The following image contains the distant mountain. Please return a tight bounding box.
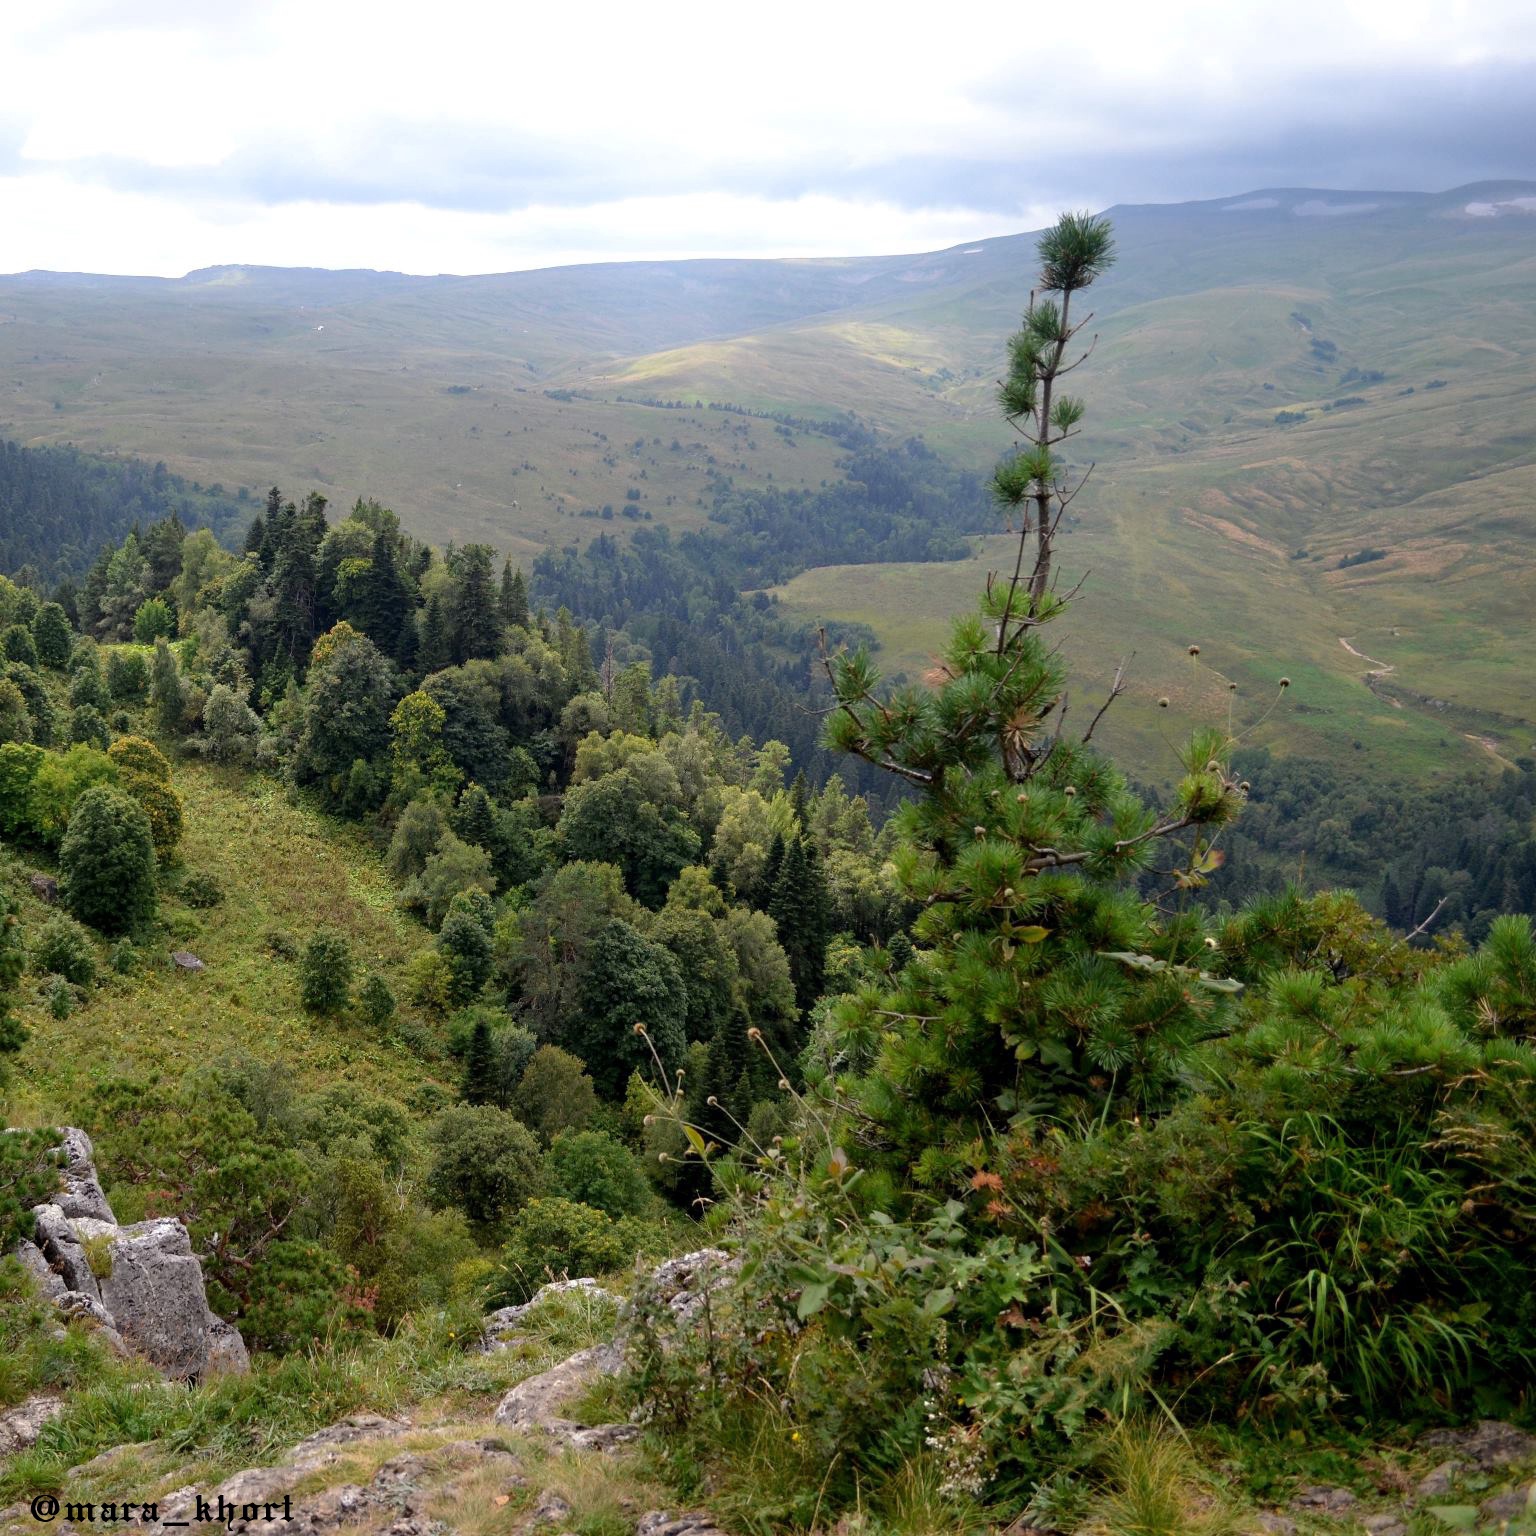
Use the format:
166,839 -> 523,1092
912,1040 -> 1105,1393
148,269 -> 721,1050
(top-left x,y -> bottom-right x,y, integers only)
1,182 -> 1533,772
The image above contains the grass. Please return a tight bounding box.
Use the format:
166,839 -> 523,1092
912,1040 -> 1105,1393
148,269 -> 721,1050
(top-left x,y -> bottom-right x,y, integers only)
7,191 -> 1533,783
7,752 -> 452,1131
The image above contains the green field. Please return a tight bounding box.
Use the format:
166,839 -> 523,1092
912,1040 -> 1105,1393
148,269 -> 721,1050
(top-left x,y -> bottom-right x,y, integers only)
4,182 -> 1535,776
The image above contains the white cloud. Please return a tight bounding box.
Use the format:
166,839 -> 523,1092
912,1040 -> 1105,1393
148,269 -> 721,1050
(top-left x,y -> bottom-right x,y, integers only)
0,0 -> 1531,274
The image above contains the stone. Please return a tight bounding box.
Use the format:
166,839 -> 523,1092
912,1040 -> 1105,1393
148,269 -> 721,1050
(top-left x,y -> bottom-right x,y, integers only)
205,1316 -> 252,1377
99,1217 -> 225,1380
1359,1519 -> 1406,1536
1290,1487 -> 1357,1514
640,1248 -> 738,1321
1480,1487 -> 1536,1526
284,1414 -> 413,1470
493,1343 -> 623,1431
528,1491 -> 572,1527
14,1238 -> 67,1302
482,1278 -> 616,1351
30,1202 -> 102,1300
169,950 -> 205,971
29,873 -> 57,903
1418,1422 -> 1536,1473
0,1395 -> 63,1456
1255,1516 -> 1296,1536
1416,1462 -> 1462,1499
636,1516 -> 734,1536
54,1126 -> 115,1223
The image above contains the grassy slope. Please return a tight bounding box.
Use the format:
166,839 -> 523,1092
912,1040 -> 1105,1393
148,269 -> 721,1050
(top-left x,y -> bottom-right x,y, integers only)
3,186 -> 1534,775
7,759 -> 450,1129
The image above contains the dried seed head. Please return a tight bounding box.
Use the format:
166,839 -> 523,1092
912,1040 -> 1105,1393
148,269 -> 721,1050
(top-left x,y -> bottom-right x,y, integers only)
706,1095 -> 719,1107
973,825 -> 987,837
1239,780 -> 1251,792
1158,697 -> 1170,708
1204,936 -> 1218,950
1279,677 -> 1291,688
778,1078 -> 790,1091
1228,681 -> 1238,691
1016,791 -> 1028,803
1063,785 -> 1076,797
1187,644 -> 1200,656
632,1022 -> 647,1035
747,1027 -> 763,1041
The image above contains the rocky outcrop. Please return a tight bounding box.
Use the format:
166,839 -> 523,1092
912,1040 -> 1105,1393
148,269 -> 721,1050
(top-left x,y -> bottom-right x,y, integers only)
482,1276 -> 617,1352
0,1397 -> 63,1457
12,1127 -> 248,1382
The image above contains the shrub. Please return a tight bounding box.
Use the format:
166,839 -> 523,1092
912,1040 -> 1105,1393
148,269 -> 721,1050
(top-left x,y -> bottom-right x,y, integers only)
32,603 -> 73,669
510,1045 -> 599,1144
492,1197 -> 648,1306
298,930 -> 353,1015
180,871 -> 224,908
4,664 -> 54,746
424,1104 -> 544,1230
132,598 -> 174,645
59,784 -> 156,933
109,938 -> 138,975
356,974 -> 396,1029
117,769 -> 183,860
108,736 -> 171,783
201,683 -> 260,764
27,744 -> 117,847
546,1130 -> 651,1218
69,663 -> 110,713
106,649 -> 150,702
69,705 -> 110,750
32,913 -> 97,987
47,976 -> 74,1018
0,1127 -> 57,1249
0,742 -> 44,837
404,948 -> 454,1013
1,625 -> 37,668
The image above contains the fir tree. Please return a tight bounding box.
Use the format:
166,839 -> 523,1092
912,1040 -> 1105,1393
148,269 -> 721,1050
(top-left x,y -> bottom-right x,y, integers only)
448,543 -> 501,663
460,1017 -> 497,1105
419,593 -> 451,674
499,561 -> 530,629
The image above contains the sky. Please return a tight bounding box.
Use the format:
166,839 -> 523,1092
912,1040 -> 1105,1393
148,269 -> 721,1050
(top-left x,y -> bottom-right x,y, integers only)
1,0 -> 1533,277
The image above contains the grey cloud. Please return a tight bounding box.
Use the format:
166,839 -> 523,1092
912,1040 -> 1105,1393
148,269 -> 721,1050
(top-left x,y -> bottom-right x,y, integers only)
9,57 -> 1535,221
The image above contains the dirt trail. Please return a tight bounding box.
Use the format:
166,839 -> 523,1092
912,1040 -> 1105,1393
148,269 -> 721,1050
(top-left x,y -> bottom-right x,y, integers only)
1339,635 -> 1403,707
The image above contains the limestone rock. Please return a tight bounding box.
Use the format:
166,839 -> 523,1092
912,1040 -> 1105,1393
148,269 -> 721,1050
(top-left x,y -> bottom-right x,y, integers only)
206,1316 -> 252,1377
100,1218 -> 227,1380
14,1238 -> 67,1302
482,1277 -> 616,1351
31,1203 -> 102,1301
1415,1462 -> 1462,1499
1290,1487 -> 1357,1514
29,873 -> 57,903
1480,1487 -> 1536,1526
0,1395 -> 63,1457
636,1515 -> 734,1536
54,1127 -> 115,1223
1418,1422 -> 1536,1472
170,950 -> 205,971
641,1248 -> 738,1321
493,1343 -> 623,1433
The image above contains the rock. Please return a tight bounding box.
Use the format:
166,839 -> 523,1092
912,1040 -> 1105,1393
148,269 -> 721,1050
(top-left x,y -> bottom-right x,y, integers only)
1255,1516 -> 1296,1536
1480,1487 -> 1536,1526
1419,1422 -> 1536,1472
205,1316 -> 252,1377
636,1516 -> 734,1536
1359,1518 -> 1407,1536
54,1126 -> 115,1223
1290,1487 -> 1357,1514
99,1217 -> 234,1381
0,1395 -> 63,1456
528,1490 -> 572,1527
14,1238 -> 67,1302
30,1202 -> 102,1300
482,1278 -> 616,1351
640,1248 -> 738,1322
29,873 -> 57,903
170,950 -> 205,971
1416,1462 -> 1462,1499
493,1343 -> 623,1432
284,1414 -> 413,1470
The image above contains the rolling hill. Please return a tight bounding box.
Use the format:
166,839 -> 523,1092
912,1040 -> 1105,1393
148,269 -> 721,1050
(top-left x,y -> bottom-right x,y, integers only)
3,181 -> 1534,777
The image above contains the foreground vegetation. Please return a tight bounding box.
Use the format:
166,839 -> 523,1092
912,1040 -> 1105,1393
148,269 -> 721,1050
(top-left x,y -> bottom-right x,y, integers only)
0,213 -> 1532,1536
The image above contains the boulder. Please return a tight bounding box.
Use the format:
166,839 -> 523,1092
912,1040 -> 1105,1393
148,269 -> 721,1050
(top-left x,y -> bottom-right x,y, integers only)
482,1277 -> 617,1352
1480,1487 -> 1535,1526
0,1395 -> 63,1457
493,1342 -> 624,1433
54,1126 -> 115,1223
170,950 -> 205,971
30,1202 -> 102,1300
29,873 -> 57,903
14,1239 -> 67,1303
100,1218 -> 227,1381
1418,1422 -> 1536,1472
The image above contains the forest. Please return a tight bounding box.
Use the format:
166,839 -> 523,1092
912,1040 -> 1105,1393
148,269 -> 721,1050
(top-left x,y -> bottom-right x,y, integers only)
0,213 -> 1532,1536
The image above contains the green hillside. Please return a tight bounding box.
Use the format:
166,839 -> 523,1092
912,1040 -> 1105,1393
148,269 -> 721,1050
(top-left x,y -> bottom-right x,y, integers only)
3,184 -> 1535,774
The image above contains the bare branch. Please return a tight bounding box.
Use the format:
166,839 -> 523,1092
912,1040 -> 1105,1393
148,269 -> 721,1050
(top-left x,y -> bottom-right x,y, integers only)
1082,653 -> 1134,744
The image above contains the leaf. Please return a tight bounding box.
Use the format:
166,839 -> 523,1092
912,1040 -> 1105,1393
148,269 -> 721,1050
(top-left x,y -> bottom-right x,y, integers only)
924,1286 -> 956,1315
1039,1038 -> 1075,1069
682,1125 -> 709,1158
1196,974 -> 1244,994
796,1282 -> 832,1319
1425,1508 -> 1479,1531
1015,925 -> 1050,944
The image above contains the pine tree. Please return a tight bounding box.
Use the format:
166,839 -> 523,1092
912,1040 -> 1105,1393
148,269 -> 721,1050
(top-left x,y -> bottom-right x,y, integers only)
823,211 -> 1246,1164
460,1017 -> 497,1105
759,832 -> 785,910
499,561 -> 530,629
419,593 -> 451,674
448,544 -> 501,663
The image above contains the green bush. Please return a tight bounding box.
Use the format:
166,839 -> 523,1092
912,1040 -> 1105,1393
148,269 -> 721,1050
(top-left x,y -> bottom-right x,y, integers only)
424,1104 -> 543,1230
356,974 -> 396,1030
59,784 -> 156,933
180,871 -> 224,909
546,1130 -> 651,1218
492,1196 -> 650,1305
32,913 -> 97,988
298,930 -> 353,1015
106,650 -> 150,702
69,664 -> 109,714
1,625 -> 37,668
31,604 -> 73,669
510,1045 -> 598,1144
0,679 -> 31,746
132,598 -> 174,645
69,705 -> 110,751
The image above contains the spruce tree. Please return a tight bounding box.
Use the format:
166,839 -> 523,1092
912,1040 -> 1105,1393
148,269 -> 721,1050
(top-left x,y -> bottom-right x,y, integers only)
448,544 -> 501,663
419,594 -> 450,674
460,1016 -> 497,1104
499,561 -> 530,629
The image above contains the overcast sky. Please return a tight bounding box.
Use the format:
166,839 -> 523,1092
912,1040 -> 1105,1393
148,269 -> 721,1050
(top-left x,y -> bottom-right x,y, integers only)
2,0 -> 1532,277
